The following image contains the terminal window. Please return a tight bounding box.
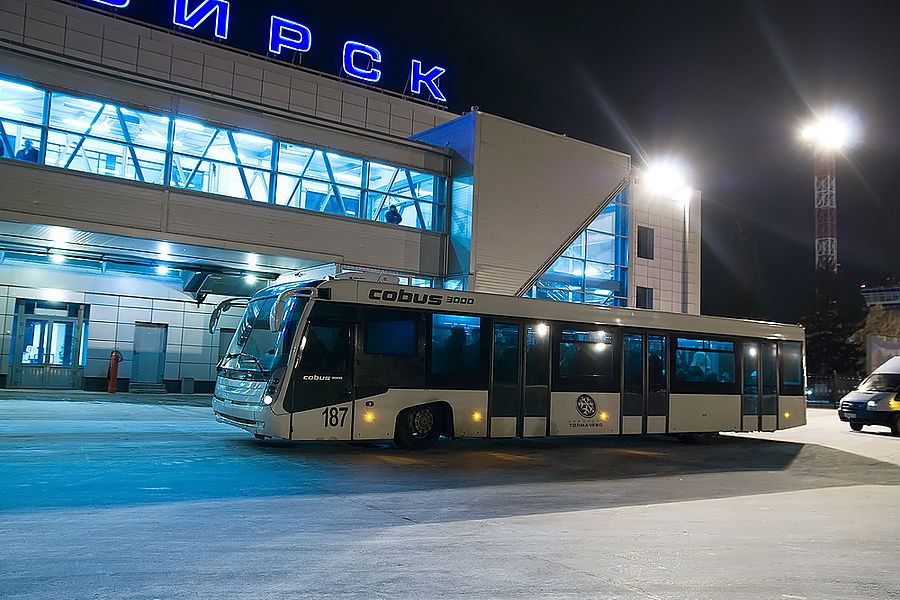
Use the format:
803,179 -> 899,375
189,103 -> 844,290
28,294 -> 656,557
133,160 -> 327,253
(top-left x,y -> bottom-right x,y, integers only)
526,190 -> 630,307
636,286 -> 653,309
637,226 -> 654,259
0,75 -> 447,233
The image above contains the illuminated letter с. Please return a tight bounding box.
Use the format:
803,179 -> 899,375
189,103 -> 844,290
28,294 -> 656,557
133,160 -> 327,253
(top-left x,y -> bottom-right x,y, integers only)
342,41 -> 382,83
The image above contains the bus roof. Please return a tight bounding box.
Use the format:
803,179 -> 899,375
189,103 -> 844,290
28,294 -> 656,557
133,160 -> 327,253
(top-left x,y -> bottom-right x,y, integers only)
261,279 -> 805,342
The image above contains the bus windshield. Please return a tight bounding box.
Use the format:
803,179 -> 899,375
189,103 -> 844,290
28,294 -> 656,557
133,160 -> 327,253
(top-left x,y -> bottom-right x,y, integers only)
219,296 -> 307,374
858,373 -> 900,393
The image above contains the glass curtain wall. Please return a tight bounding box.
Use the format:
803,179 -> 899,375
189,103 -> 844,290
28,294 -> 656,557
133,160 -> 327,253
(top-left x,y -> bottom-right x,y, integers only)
0,76 -> 446,232
525,189 -> 630,306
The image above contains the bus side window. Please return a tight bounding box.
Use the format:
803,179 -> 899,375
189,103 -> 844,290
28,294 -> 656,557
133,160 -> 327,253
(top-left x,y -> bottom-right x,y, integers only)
779,341 -> 804,395
297,323 -> 348,374
671,337 -> 738,394
365,313 -> 418,356
358,309 -> 425,388
554,328 -> 617,392
429,314 -> 484,388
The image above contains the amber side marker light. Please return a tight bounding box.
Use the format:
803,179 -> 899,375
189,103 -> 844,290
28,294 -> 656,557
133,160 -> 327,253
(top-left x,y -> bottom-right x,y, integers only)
363,412 -> 376,423
599,412 -> 609,421
783,412 -> 791,418
472,411 -> 483,422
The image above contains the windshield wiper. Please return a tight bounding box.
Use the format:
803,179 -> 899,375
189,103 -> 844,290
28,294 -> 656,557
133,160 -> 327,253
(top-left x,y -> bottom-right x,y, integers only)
218,352 -> 264,372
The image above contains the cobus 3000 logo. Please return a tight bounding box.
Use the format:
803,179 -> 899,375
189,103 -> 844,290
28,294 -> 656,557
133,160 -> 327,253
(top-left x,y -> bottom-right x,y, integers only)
368,289 -> 474,306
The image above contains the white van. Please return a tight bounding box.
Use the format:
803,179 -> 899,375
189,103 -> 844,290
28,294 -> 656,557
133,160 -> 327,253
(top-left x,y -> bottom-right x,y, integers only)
838,356 -> 900,434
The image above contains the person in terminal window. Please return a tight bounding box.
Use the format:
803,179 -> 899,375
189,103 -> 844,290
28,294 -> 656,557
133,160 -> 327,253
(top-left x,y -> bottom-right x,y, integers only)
385,205 -> 402,225
15,139 -> 38,162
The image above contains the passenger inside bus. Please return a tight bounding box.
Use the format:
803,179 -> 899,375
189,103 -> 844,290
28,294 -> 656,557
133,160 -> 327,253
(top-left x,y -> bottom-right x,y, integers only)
675,348 -> 736,384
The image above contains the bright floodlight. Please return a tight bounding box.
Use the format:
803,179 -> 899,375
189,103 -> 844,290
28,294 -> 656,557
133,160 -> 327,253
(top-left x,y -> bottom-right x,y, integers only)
800,110 -> 860,151
643,159 -> 692,201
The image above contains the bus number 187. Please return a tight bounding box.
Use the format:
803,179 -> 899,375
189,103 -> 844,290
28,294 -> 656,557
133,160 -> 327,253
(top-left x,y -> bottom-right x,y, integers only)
322,406 -> 349,428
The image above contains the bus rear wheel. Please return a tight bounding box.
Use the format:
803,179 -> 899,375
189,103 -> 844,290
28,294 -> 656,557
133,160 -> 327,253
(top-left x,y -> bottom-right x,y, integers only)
891,415 -> 900,436
394,404 -> 441,450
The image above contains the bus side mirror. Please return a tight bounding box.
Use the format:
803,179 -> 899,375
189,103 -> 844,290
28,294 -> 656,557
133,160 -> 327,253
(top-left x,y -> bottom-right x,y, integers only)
271,288 -> 314,332
208,297 -> 249,334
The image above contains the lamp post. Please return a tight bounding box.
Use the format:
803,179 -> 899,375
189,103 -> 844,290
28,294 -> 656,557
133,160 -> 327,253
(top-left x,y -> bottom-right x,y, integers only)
800,111 -> 859,273
643,160 -> 694,313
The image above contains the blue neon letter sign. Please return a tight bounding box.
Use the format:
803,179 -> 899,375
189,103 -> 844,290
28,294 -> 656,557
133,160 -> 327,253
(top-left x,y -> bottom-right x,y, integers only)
87,0 -> 130,7
172,0 -> 230,40
269,16 -> 312,55
410,60 -> 447,102
342,41 -> 382,83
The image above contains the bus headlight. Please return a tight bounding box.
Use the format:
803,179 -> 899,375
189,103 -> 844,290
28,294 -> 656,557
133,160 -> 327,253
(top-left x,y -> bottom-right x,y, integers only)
263,395 -> 274,405
867,400 -> 877,410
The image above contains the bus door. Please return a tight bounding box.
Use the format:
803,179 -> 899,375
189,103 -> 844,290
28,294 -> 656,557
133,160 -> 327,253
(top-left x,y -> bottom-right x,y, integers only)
288,320 -> 355,440
742,341 -> 778,431
489,321 -> 550,437
622,332 -> 669,434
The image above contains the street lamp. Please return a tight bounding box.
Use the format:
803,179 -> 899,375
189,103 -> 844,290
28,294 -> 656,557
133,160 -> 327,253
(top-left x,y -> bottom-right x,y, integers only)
641,158 -> 694,313
799,109 -> 861,272
643,159 -> 693,202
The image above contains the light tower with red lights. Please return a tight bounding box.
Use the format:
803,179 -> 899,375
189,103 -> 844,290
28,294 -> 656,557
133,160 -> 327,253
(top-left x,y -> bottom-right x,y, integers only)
800,111 -> 858,273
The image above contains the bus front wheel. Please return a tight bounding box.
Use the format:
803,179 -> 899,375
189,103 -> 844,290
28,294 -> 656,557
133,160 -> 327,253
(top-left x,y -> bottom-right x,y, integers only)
394,404 -> 441,450
849,422 -> 864,432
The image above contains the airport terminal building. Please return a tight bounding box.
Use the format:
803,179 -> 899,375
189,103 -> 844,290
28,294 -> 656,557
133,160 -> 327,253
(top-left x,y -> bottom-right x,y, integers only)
0,0 -> 700,392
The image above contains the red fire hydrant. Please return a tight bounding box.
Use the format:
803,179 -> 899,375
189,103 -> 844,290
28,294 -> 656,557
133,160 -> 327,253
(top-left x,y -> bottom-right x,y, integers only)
107,350 -> 123,393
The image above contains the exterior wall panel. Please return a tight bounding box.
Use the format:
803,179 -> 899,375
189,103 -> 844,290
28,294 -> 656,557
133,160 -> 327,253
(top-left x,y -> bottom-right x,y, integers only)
0,161 -> 444,276
0,0 -> 453,138
469,113 -> 631,296
630,186 -> 701,314
0,264 -> 243,386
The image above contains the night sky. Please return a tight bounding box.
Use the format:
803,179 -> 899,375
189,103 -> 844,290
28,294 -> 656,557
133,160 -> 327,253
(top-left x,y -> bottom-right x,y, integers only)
86,0 -> 900,322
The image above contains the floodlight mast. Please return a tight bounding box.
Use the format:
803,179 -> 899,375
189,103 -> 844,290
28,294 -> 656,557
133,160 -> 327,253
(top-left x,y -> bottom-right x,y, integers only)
801,111 -> 857,273
813,150 -> 837,273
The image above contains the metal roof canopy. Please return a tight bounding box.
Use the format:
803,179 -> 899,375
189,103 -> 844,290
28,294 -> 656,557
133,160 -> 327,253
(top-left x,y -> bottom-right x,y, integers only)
0,220 -> 332,300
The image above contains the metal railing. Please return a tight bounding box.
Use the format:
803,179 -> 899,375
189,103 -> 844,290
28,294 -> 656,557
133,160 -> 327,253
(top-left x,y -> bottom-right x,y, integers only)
806,372 -> 863,407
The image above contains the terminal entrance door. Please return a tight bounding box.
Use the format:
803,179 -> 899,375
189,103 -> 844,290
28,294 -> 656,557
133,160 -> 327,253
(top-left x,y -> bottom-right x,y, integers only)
132,323 -> 168,384
9,300 -> 87,389
621,332 -> 669,434
488,321 -> 550,438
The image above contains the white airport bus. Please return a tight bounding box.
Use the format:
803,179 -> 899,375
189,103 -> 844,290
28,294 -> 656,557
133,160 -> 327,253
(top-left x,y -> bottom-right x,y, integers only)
210,275 -> 806,449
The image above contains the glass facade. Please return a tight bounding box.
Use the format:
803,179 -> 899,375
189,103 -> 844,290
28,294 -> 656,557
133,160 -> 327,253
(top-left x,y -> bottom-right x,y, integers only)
526,189 -> 630,306
0,76 -> 447,231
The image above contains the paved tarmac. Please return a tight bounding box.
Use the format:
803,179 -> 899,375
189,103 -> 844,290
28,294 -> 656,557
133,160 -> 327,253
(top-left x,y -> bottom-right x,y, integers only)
1,401 -> 898,599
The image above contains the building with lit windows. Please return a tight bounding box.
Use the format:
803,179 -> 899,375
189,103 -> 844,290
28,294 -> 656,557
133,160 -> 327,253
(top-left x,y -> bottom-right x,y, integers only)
0,0 -> 699,392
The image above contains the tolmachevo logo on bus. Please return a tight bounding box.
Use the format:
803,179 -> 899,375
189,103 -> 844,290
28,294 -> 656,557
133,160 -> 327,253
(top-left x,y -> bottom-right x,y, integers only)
368,288 -> 474,306
570,394 -> 605,428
